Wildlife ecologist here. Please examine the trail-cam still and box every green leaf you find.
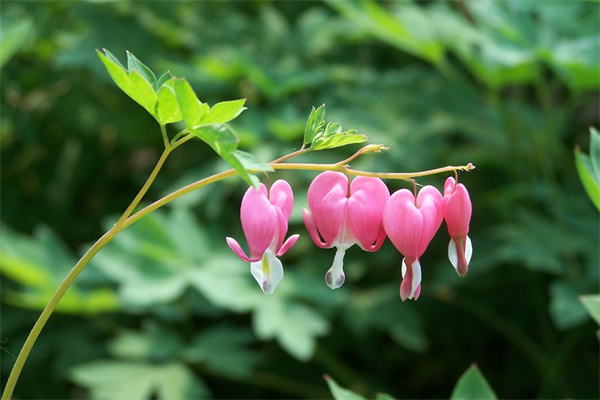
[550,280,591,329]
[128,70,158,119]
[157,78,183,125]
[192,124,266,187]
[324,375,368,400]
[580,295,600,326]
[575,149,600,211]
[126,51,157,89]
[311,127,368,150]
[156,71,173,89]
[450,364,497,400]
[201,99,247,124]
[173,78,208,128]
[375,394,397,400]
[303,104,326,146]
[97,50,158,120]
[575,128,600,211]
[0,17,34,69]
[232,150,274,173]
[252,298,330,361]
[70,361,209,400]
[0,224,118,314]
[589,127,600,184]
[184,326,261,378]
[97,49,132,96]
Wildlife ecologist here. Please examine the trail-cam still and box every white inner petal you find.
[465,235,473,264]
[448,239,459,271]
[250,249,283,294]
[410,259,421,300]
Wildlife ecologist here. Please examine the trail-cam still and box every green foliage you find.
[2,1,599,399]
[325,375,369,400]
[303,104,368,150]
[580,295,600,326]
[97,49,159,121]
[70,360,208,400]
[325,365,497,400]
[0,225,118,314]
[450,364,497,400]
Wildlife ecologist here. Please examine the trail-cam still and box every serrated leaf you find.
[303,104,326,146]
[157,79,183,125]
[97,50,159,120]
[201,99,247,124]
[192,124,263,187]
[126,51,157,89]
[101,48,127,70]
[450,364,497,400]
[128,70,158,119]
[173,78,208,128]
[325,375,367,400]
[97,50,132,95]
[311,128,368,151]
[156,71,173,89]
[232,150,274,173]
[193,123,239,154]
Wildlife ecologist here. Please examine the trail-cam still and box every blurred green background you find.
[1,1,599,399]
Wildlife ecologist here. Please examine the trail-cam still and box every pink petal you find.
[415,186,443,256]
[347,176,390,251]
[305,171,349,248]
[383,189,423,259]
[226,237,256,262]
[269,179,294,220]
[443,177,472,238]
[273,208,289,252]
[277,234,300,257]
[240,183,277,261]
[302,209,328,248]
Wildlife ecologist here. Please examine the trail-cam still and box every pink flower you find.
[383,186,443,301]
[226,180,299,294]
[303,171,389,289]
[443,177,472,277]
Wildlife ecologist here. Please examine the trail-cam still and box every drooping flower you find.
[226,180,299,294]
[383,186,443,301]
[442,177,472,277]
[302,171,389,289]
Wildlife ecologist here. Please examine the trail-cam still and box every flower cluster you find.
[227,173,472,300]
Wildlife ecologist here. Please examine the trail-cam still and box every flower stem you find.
[1,147,173,400]
[1,230,115,400]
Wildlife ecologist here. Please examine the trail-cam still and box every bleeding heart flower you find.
[383,186,443,301]
[226,180,299,294]
[443,177,472,277]
[303,171,389,289]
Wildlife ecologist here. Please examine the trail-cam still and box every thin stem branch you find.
[160,124,169,149]
[114,147,171,227]
[1,146,173,400]
[2,230,116,400]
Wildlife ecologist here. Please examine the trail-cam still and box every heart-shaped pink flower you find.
[383,186,443,301]
[226,180,299,294]
[303,171,389,289]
